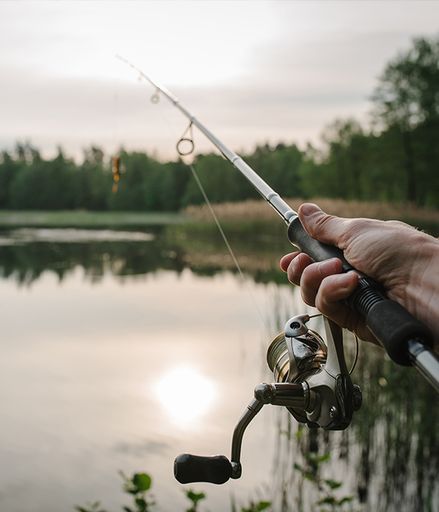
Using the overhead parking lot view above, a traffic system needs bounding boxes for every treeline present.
[1,36,438,210]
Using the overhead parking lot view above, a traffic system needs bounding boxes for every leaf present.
[255,501,271,510]
[75,502,106,512]
[338,496,354,505]
[123,507,134,512]
[323,479,342,490]
[308,452,330,464]
[132,473,152,492]
[295,428,304,441]
[240,502,271,512]
[317,496,337,506]
[303,471,317,483]
[185,489,206,504]
[135,497,147,511]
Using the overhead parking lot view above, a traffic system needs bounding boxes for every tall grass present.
[185,198,439,225]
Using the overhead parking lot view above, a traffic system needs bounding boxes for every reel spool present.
[174,314,362,485]
[268,314,327,383]
[267,314,328,426]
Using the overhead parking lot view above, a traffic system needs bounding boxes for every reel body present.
[174,314,362,485]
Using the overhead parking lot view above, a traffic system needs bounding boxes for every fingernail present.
[299,203,320,217]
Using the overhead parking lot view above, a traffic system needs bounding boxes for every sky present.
[1,0,439,161]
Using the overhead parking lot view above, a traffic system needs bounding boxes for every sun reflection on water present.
[154,366,217,426]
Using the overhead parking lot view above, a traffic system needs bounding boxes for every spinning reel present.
[174,314,362,485]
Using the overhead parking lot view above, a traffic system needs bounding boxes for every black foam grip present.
[287,218,433,366]
[174,454,232,484]
[365,299,432,365]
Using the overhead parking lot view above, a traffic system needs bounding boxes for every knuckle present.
[314,275,338,311]
[312,213,336,237]
[301,286,316,307]
[343,218,374,240]
[287,258,301,285]
[300,262,315,288]
[300,263,319,306]
[288,253,311,285]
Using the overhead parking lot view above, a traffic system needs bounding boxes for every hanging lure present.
[112,154,122,193]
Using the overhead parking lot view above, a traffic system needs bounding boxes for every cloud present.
[1,1,438,159]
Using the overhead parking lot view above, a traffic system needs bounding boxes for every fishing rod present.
[118,56,438,391]
[118,57,438,484]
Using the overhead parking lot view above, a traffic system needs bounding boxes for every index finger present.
[279,252,300,272]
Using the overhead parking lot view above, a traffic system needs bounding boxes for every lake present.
[0,225,437,512]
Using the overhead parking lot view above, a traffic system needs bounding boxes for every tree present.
[372,36,439,204]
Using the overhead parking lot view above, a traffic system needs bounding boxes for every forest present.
[1,36,438,211]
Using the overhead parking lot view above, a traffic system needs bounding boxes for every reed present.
[185,198,439,225]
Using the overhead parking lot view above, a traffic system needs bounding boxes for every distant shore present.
[0,199,438,233]
[0,211,187,228]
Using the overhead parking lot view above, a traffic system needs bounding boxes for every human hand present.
[280,203,439,347]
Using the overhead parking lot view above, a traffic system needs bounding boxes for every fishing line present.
[183,157,268,330]
[145,85,269,330]
[304,312,358,374]
[350,334,359,375]
[187,162,246,282]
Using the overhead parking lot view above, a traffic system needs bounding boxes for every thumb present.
[298,203,350,249]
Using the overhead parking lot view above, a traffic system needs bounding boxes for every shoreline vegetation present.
[184,197,439,227]
[0,198,437,230]
[0,210,187,228]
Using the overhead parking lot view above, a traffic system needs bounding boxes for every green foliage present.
[293,452,357,511]
[76,472,155,512]
[372,37,439,129]
[371,36,439,205]
[184,489,206,512]
[240,500,271,512]
[75,502,106,512]
[75,471,272,512]
[119,472,155,512]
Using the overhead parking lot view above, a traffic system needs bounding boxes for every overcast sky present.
[1,0,438,161]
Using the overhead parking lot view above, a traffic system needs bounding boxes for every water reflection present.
[0,228,155,244]
[155,366,217,426]
[0,225,437,512]
[0,226,286,285]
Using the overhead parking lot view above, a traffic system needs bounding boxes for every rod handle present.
[174,454,232,484]
[287,218,433,366]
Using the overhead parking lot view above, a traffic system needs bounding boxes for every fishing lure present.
[112,154,121,193]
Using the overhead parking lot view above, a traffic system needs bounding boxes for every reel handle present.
[174,454,232,484]
[288,218,433,366]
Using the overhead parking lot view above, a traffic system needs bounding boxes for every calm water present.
[0,227,437,512]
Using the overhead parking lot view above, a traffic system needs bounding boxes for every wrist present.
[407,235,439,351]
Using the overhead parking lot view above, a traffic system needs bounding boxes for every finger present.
[287,252,313,286]
[314,272,377,343]
[300,258,343,306]
[298,203,351,249]
[279,252,300,272]
[315,271,359,312]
